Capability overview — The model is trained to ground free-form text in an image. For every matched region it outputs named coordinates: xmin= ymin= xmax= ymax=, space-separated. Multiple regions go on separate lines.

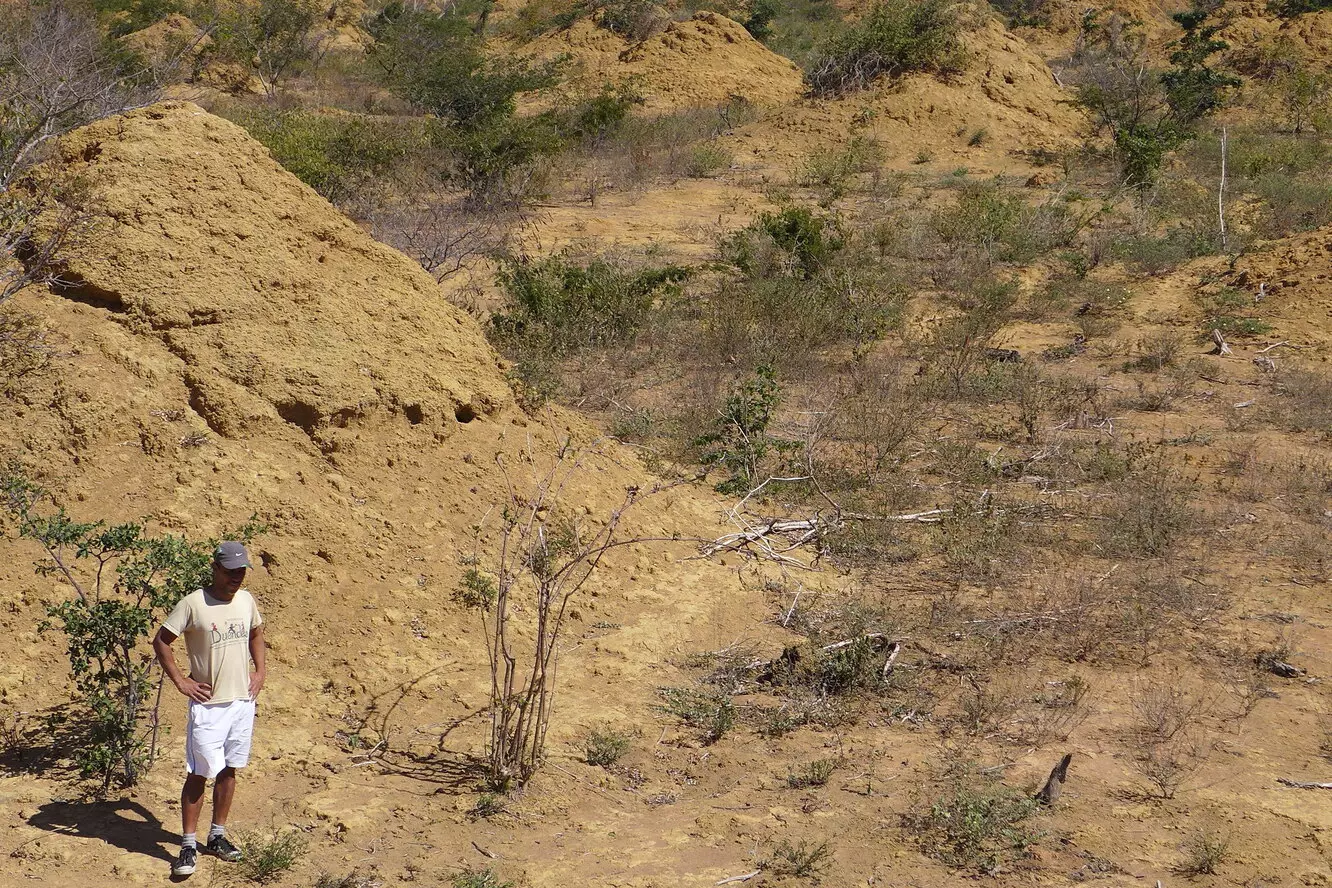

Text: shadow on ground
xmin=28 ymin=798 xmax=178 ymax=864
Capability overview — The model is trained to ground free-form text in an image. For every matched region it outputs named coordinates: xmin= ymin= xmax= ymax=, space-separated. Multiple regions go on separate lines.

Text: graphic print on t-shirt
xmin=210 ymin=619 xmax=249 ymax=647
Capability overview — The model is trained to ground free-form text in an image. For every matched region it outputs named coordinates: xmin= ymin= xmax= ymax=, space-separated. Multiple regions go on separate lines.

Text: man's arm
xmin=153 ymin=627 xmax=212 ymax=703
xmin=248 ymin=625 xmax=267 ymax=700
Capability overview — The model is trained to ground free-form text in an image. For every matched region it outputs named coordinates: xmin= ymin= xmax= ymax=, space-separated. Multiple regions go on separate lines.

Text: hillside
xmin=4 ymin=2 xmax=1332 ymax=886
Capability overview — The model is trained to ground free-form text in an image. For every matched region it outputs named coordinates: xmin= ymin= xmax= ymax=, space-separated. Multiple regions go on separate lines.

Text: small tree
xmin=456 ymin=445 xmax=663 ymax=789
xmin=212 ymin=0 xmax=328 ymax=98
xmin=1067 ymin=6 xmax=1238 ymax=189
xmin=695 ymin=365 xmax=796 ymax=495
xmin=0 ymin=465 xmax=262 ymax=792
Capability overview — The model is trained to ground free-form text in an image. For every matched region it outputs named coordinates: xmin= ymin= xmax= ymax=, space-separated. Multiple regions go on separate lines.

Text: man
xmin=153 ymin=541 xmax=266 ymax=878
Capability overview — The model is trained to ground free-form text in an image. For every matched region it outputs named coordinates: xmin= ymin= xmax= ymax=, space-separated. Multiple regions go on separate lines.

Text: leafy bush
xmin=490 ymin=254 xmax=689 ymax=358
xmin=221 ymin=107 xmax=424 ymax=204
xmin=0 ymin=466 xmax=262 ymax=792
xmin=695 ymin=364 xmax=795 ymax=495
xmin=656 ymin=687 xmax=735 ymax=743
xmin=210 ymin=0 xmax=327 ymax=97
xmin=368 ymin=2 xmax=561 ymax=128
xmin=762 ymin=839 xmax=833 ymax=878
xmin=905 ymin=768 xmax=1042 ymax=874
xmin=596 ymin=0 xmax=665 ymax=40
xmin=92 ymin=0 xmax=184 ymax=37
xmin=785 ymin=757 xmax=838 ymax=788
xmin=726 ymin=205 xmax=845 ymax=280
xmin=234 ymin=826 xmax=308 ymax=883
xmin=932 ymin=180 xmax=1079 ymax=263
xmin=585 ymin=724 xmax=632 ymax=767
xmin=1068 ymin=7 xmax=1237 ymax=189
xmin=1178 ymin=829 xmax=1229 ymax=875
xmin=805 ymin=0 xmax=965 ymax=97
xmin=453 ymin=869 xmax=515 ymax=888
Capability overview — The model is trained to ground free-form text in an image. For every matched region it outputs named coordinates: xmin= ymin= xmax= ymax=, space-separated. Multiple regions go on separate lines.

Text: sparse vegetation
xmin=1177 ymin=828 xmax=1229 ymax=875
xmin=805 ymin=0 xmax=965 ymax=97
xmin=761 ymin=839 xmax=834 ymax=879
xmin=585 ymin=724 xmax=632 ymax=767
xmin=233 ymin=826 xmax=309 ymax=883
xmin=905 ymin=765 xmax=1042 ymax=874
xmin=452 ymin=868 xmax=515 ymax=888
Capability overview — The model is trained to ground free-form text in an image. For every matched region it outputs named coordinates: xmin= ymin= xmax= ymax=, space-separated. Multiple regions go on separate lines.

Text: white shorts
xmin=186 ymin=699 xmax=256 ymax=778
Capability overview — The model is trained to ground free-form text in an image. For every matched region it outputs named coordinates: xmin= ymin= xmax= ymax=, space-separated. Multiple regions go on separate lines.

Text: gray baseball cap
xmin=213 ymin=541 xmax=252 ymax=569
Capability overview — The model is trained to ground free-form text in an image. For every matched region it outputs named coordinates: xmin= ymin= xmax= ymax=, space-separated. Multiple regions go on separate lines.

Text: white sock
xmin=208 ymin=824 xmax=226 ymax=840
xmin=182 ymin=832 xmax=197 ymax=849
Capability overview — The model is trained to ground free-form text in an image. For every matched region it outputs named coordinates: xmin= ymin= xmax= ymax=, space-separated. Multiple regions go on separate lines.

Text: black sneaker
xmin=172 ymin=846 xmax=198 ymax=877
xmin=206 ymin=834 xmax=243 ymax=862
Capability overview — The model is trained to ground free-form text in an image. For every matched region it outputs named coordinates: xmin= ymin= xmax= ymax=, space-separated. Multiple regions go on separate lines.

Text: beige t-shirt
xmin=162 ymin=588 xmax=263 ymax=705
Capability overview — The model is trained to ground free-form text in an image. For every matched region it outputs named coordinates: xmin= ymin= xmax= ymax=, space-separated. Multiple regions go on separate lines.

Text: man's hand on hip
xmin=249 ymin=671 xmax=266 ymax=701
xmin=176 ymin=677 xmax=212 ymax=703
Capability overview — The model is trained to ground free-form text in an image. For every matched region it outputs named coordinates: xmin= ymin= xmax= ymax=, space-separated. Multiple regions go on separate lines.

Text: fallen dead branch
xmin=1278 ymin=778 xmax=1332 ymax=790
xmin=715 ymin=871 xmax=761 ymax=885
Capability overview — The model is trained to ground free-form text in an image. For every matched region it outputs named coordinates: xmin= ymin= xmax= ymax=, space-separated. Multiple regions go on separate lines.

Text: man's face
xmin=211 ymin=562 xmax=247 ymax=599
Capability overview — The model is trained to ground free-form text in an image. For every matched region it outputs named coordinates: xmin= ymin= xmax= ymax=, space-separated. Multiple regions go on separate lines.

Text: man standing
xmin=153 ymin=541 xmax=266 ymax=878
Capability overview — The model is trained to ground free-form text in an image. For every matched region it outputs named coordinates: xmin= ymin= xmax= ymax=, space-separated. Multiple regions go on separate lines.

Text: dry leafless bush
xmin=362 ymin=190 xmax=515 ymax=281
xmin=1096 ymin=457 xmax=1198 ymax=557
xmin=1126 ymin=679 xmax=1213 ymax=799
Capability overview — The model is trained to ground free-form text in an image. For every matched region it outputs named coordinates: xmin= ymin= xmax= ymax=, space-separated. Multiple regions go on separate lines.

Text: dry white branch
xmin=1278 ymin=778 xmax=1332 ymax=789
xmin=1211 ymin=329 xmax=1233 ymax=356
xmin=715 ymin=871 xmax=761 ymax=885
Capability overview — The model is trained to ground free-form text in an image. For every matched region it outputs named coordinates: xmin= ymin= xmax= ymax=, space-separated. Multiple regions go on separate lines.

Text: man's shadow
xmin=28 ymin=799 xmax=178 ymax=866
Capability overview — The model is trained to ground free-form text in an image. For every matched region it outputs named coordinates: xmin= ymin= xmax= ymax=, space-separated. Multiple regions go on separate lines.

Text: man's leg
xmin=210 ymin=767 xmax=236 ymax=827
xmin=174 ymin=774 xmax=207 ymax=876
xmin=181 ymin=774 xmax=207 ymax=835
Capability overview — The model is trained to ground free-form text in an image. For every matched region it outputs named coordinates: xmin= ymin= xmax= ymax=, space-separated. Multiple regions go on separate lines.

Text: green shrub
xmin=1178 ymin=828 xmax=1229 ymax=875
xmin=743 ymin=0 xmax=780 ymax=40
xmin=683 ymin=140 xmax=733 ymax=177
xmin=694 ymin=364 xmax=795 ymax=495
xmin=785 ymin=758 xmax=838 ymax=788
xmin=596 ymin=0 xmax=664 ymax=39
xmin=905 ymin=769 xmax=1042 ymax=874
xmin=987 ymin=0 xmax=1050 ymax=27
xmin=932 ymin=180 xmax=1080 ymax=263
xmin=1097 ymin=459 xmax=1194 ymax=556
xmin=805 ymin=0 xmax=965 ymax=97
xmin=453 ymin=869 xmax=515 ymax=888
xmin=762 ymin=839 xmax=833 ymax=878
xmin=221 ymin=107 xmax=423 ymax=204
xmin=1200 ymin=287 xmax=1271 ymax=337
xmin=725 ymin=205 xmax=845 ymax=280
xmin=490 ymin=254 xmax=689 ymax=356
xmin=92 ymin=0 xmax=184 ymax=37
xmin=368 ymin=2 xmax=561 ymax=128
xmin=656 ymin=687 xmax=735 ymax=743
xmin=796 ymin=135 xmax=883 ymax=199
xmin=210 ymin=0 xmax=326 ymax=98
xmin=754 ymin=0 xmax=845 ymax=68
xmin=585 ymin=724 xmax=632 ymax=767
xmin=1270 ymin=0 xmax=1332 ymax=17
xmin=234 ymin=826 xmax=308 ymax=883
xmin=471 ymin=792 xmax=508 ymax=818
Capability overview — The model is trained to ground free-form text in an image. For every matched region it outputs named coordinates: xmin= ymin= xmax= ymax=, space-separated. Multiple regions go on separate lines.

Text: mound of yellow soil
xmin=522 ymin=12 xmax=804 ymax=109
xmin=53 ymin=103 xmax=512 ymax=444
xmin=734 ymin=17 xmax=1085 ymax=172
xmin=1225 ymin=224 xmax=1332 ymax=349
xmin=119 ymin=13 xmax=206 ymax=63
